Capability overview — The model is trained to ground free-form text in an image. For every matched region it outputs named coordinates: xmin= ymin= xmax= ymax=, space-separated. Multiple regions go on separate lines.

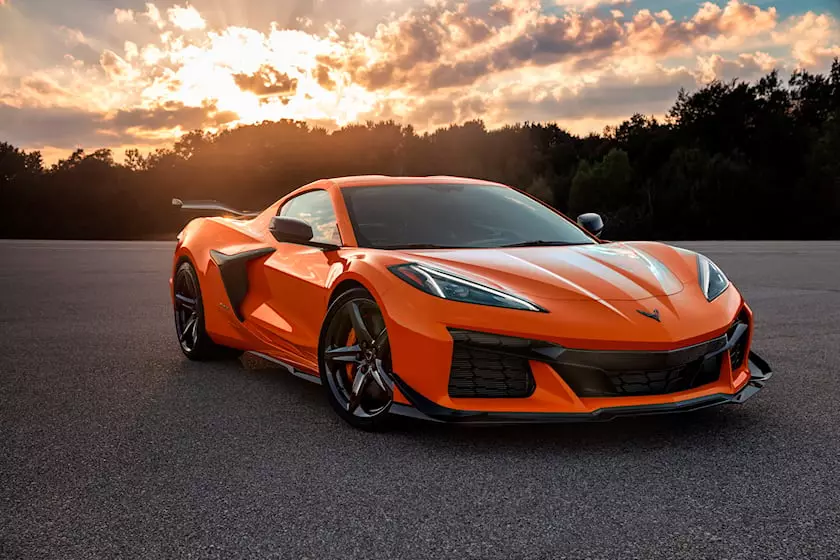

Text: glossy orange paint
xmin=172 ymin=175 xmax=756 ymax=416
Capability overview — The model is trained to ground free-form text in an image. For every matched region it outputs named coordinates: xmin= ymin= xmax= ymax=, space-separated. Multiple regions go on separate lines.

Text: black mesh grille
xmin=448 ymin=344 xmax=535 ymax=398
xmin=555 ymin=356 xmax=722 ymax=397
xmin=727 ymin=311 xmax=750 ymax=370
xmin=551 ymin=336 xmax=727 ymax=398
xmin=607 ymin=356 xmax=720 ymax=395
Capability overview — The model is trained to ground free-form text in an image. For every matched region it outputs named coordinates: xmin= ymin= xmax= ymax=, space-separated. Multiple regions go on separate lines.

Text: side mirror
xmin=577 ymin=213 xmax=604 ymax=238
xmin=269 ymin=216 xmax=314 ymax=244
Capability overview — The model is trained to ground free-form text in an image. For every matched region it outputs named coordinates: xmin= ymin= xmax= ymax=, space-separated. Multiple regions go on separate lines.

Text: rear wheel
xmin=319 ymin=288 xmax=395 ymax=431
xmin=173 ymin=261 xmax=241 ymax=361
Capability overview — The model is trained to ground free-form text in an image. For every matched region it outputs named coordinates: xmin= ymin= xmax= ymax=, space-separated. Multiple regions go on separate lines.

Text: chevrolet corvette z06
xmin=171 ymin=175 xmax=772 ymax=430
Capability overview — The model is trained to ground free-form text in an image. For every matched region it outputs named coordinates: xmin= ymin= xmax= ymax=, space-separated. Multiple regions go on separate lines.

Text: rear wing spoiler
xmin=172 ymin=198 xmax=261 ymax=218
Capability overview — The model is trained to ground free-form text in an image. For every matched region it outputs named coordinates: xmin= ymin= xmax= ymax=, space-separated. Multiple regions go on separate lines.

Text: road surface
xmin=1 ymin=240 xmax=839 ymax=559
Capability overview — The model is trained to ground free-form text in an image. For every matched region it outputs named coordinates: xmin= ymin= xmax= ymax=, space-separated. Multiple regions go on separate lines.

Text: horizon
xmin=1 ymin=0 xmax=839 ymax=164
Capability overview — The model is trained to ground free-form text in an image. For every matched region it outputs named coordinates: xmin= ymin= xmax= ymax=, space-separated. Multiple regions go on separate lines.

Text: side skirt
xmin=247 ymin=351 xmax=322 ymax=385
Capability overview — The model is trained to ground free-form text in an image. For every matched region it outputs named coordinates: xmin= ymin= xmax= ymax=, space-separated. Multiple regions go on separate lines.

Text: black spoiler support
xmin=172 ymin=198 xmax=261 ymax=218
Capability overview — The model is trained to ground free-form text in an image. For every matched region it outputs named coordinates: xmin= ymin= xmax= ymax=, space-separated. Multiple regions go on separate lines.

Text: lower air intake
xmin=551 ymin=336 xmax=727 ymax=398
xmin=448 ymin=344 xmax=535 ymax=398
xmin=557 ymin=356 xmax=723 ymax=397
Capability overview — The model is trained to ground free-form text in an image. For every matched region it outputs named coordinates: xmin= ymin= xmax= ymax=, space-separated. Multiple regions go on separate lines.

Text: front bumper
xmin=389 ymin=351 xmax=773 ymax=424
xmin=383 ymin=274 xmax=752 ymax=415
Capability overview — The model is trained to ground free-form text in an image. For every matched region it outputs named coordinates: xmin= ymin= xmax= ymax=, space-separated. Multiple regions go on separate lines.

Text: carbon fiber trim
xmin=210 ymin=247 xmax=275 ymax=321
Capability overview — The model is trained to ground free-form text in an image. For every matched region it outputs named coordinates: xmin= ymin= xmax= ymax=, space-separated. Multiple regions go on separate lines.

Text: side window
xmin=279 ymin=190 xmax=341 ymax=245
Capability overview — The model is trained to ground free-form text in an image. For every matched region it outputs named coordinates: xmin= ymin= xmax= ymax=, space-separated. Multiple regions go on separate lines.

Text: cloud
xmin=623 ymin=1 xmax=778 ymax=56
xmin=475 ymin=63 xmax=700 ymax=126
xmin=1 ymin=60 xmax=123 ymax=113
xmin=124 ymin=41 xmax=140 ymax=62
xmin=0 ymin=104 xmax=123 ymax=148
xmin=167 ymin=4 xmax=206 ymax=31
xmin=772 ymin=12 xmax=840 ymax=67
xmin=341 ymin=2 xmax=509 ymax=91
xmin=109 ymin=101 xmax=237 ymax=132
xmin=114 ymin=9 xmax=135 ymax=24
xmin=314 ymin=65 xmax=336 ymax=90
xmin=339 ymin=0 xmax=783 ymax=93
xmin=0 ymin=100 xmax=237 ymax=150
xmin=357 ymin=91 xmax=490 ymax=130
xmin=354 ymin=51 xmax=778 ymax=135
xmin=555 ymin=0 xmax=631 ymax=11
xmin=232 ymin=65 xmax=299 ymax=98
xmin=143 ymin=3 xmax=166 ymax=29
xmin=695 ymin=52 xmax=779 ymax=82
xmin=20 ymin=76 xmax=69 ymax=98
xmin=100 ymin=50 xmax=137 ymax=81
xmin=61 ymin=27 xmax=91 ymax=47
xmin=351 ymin=61 xmax=698 ymax=134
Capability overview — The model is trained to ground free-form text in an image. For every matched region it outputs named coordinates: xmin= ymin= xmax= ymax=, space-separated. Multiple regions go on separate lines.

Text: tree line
xmin=1 ymin=60 xmax=839 ymax=241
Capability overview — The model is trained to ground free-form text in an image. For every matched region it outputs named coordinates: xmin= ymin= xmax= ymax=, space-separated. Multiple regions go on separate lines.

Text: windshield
xmin=341 ymin=183 xmax=596 ymax=249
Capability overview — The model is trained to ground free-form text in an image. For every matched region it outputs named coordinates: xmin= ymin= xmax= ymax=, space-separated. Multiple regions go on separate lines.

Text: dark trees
xmin=2 ymin=60 xmax=839 ymax=240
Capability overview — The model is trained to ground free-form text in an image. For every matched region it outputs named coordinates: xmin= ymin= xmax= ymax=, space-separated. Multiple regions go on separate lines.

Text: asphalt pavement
xmin=1 ymin=240 xmax=839 ymax=559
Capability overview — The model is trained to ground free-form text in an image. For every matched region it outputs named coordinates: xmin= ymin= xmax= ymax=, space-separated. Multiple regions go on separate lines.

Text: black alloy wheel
xmin=320 ymin=288 xmax=396 ymax=431
xmin=173 ymin=261 xmax=241 ymax=360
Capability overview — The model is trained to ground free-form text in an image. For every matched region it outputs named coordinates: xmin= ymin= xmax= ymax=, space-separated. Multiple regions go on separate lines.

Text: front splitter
xmin=389 ymin=351 xmax=774 ymax=425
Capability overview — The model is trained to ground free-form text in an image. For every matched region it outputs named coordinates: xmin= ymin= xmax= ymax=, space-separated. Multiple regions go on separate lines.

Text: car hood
xmin=403 ymin=242 xmax=686 ymax=302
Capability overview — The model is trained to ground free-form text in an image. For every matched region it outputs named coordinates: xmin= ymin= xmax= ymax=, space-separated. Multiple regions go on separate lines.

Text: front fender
xmin=326 ymin=250 xmax=403 ymax=306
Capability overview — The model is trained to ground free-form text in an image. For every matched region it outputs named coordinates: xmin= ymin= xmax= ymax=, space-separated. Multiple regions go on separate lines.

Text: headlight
xmin=388 ymin=263 xmax=545 ymax=312
xmin=697 ymin=254 xmax=729 ymax=301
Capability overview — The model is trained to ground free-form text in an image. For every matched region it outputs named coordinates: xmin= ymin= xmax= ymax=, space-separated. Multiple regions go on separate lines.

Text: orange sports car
xmin=170 ymin=175 xmax=773 ymax=430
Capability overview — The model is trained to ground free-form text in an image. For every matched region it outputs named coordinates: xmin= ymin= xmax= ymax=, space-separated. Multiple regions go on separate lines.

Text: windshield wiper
xmin=377 ymin=241 xmax=589 ymax=250
xmin=376 ymin=243 xmax=463 ymax=250
xmin=499 ymin=240 xmax=586 ymax=248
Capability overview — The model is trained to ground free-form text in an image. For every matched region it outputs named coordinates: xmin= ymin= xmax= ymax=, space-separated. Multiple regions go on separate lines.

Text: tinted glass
xmin=279 ymin=190 xmax=341 ymax=245
xmin=341 ymin=183 xmax=595 ymax=249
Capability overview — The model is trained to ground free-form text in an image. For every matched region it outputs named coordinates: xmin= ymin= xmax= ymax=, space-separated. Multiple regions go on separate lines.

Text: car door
xmin=243 ymin=189 xmax=343 ymax=374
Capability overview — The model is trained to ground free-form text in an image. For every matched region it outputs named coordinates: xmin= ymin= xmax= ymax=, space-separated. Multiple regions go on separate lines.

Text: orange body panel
xmin=172 ymin=176 xmax=759 ymax=417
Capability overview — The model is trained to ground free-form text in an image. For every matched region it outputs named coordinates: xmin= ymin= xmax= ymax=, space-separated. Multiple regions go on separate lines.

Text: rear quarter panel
xmin=173 ymin=216 xmax=272 ymax=350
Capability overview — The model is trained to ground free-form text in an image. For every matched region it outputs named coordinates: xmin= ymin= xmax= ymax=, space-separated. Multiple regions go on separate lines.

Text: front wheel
xmin=319 ymin=288 xmax=396 ymax=431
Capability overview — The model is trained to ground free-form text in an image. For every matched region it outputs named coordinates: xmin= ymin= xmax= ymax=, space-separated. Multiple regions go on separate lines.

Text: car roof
xmin=325 ymin=175 xmax=506 ymax=189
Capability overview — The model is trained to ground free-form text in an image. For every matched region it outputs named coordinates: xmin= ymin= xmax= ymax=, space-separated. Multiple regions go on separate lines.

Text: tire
xmin=173 ymin=260 xmax=242 ymax=361
xmin=319 ymin=287 xmax=396 ymax=431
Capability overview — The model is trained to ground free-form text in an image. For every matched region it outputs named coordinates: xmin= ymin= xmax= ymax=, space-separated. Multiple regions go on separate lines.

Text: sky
xmin=1 ymin=0 xmax=839 ymax=163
